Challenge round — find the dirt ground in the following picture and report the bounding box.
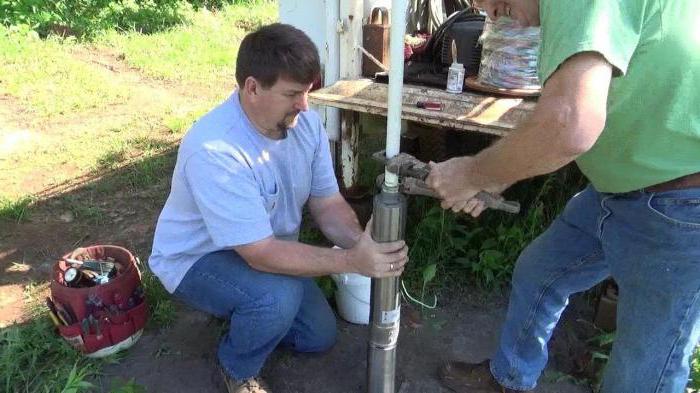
[0,47,594,393]
[95,293,593,393]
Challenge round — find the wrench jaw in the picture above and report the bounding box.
[400,178,439,198]
[373,150,521,214]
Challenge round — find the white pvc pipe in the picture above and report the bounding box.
[324,0,341,141]
[383,0,408,187]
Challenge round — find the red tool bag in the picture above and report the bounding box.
[50,245,148,357]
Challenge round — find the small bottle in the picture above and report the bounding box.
[446,40,465,94]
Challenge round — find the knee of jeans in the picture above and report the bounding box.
[512,248,541,285]
[298,318,337,353]
[265,277,304,326]
[313,317,338,352]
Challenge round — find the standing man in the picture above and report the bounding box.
[428,1,700,392]
[149,23,408,393]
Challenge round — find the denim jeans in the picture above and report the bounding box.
[172,249,337,380]
[490,184,700,393]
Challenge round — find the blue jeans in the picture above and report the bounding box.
[172,250,337,380]
[491,185,700,393]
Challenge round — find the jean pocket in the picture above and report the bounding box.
[647,192,700,227]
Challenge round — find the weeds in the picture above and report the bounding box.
[2,0,184,38]
[0,283,97,393]
[400,166,586,298]
[691,347,700,391]
[0,264,173,392]
[109,378,147,393]
[0,195,34,222]
[585,331,615,392]
[61,363,95,392]
[139,258,176,328]
[0,1,266,391]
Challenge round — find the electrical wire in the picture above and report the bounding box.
[477,16,541,90]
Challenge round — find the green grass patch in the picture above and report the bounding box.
[137,257,176,328]
[401,168,585,302]
[0,1,274,201]
[1,0,187,39]
[0,283,108,392]
[97,1,277,85]
[0,195,34,222]
[0,265,173,392]
[691,347,700,391]
[0,27,133,118]
[123,151,177,190]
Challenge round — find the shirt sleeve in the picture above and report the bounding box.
[310,116,340,197]
[538,0,646,84]
[183,149,273,248]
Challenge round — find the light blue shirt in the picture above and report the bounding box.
[149,92,339,293]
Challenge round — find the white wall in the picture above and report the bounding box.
[279,0,393,142]
[279,0,393,51]
[279,0,327,56]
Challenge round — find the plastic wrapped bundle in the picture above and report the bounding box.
[477,17,541,90]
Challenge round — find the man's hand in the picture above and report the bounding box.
[426,157,508,217]
[346,218,409,277]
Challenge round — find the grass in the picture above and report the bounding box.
[0,1,276,201]
[0,195,34,222]
[0,283,114,392]
[96,1,276,85]
[0,28,133,118]
[2,0,699,390]
[399,167,585,299]
[0,2,276,391]
[691,347,700,391]
[0,264,174,393]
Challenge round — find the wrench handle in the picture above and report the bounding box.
[475,191,521,214]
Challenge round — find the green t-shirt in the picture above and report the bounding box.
[538,0,700,193]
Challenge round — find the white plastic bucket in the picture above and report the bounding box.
[331,273,371,325]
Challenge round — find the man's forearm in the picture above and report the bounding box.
[315,208,362,249]
[235,238,354,276]
[469,53,612,190]
[308,194,363,249]
[470,110,585,189]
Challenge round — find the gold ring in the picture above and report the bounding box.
[390,263,394,271]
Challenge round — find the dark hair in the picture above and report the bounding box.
[235,23,321,88]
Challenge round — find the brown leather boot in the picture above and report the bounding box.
[439,360,532,393]
[220,367,271,393]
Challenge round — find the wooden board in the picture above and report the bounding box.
[309,79,537,137]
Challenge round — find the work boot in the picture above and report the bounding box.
[220,368,270,393]
[439,360,532,393]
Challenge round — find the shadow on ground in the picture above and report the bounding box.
[0,146,177,326]
[0,144,593,393]
[95,292,592,393]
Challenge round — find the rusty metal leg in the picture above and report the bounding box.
[340,109,361,191]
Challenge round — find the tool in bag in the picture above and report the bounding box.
[50,245,148,358]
